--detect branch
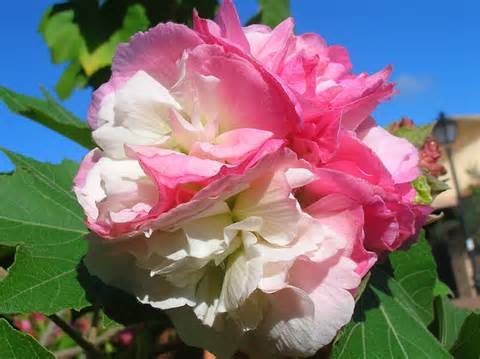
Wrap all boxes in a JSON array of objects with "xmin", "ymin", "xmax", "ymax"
[
  {"xmin": 88, "ymin": 307, "xmax": 101, "ymax": 342},
  {"xmin": 39, "ymin": 320, "xmax": 56, "ymax": 346},
  {"xmin": 54, "ymin": 327, "xmax": 121, "ymax": 359},
  {"xmin": 48, "ymin": 314, "xmax": 102, "ymax": 357}
]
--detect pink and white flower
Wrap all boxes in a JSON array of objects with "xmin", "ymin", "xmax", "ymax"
[
  {"xmin": 73, "ymin": 0, "xmax": 431, "ymax": 356},
  {"xmin": 84, "ymin": 155, "xmax": 369, "ymax": 357}
]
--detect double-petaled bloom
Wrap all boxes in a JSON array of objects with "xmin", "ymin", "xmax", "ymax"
[{"xmin": 74, "ymin": 1, "xmax": 431, "ymax": 357}]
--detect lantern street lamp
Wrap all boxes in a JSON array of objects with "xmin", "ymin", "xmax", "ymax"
[{"xmin": 433, "ymin": 112, "xmax": 480, "ymax": 293}]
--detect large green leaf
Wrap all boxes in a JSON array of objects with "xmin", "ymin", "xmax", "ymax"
[
  {"xmin": 0, "ymin": 150, "xmax": 90, "ymax": 314},
  {"xmin": 450, "ymin": 312, "xmax": 480, "ymax": 358},
  {"xmin": 0, "ymin": 319, "xmax": 53, "ymax": 358},
  {"xmin": 389, "ymin": 233, "xmax": 438, "ymax": 325},
  {"xmin": 0, "ymin": 87, "xmax": 94, "ymax": 149},
  {"xmin": 433, "ymin": 296, "xmax": 470, "ymax": 350},
  {"xmin": 331, "ymin": 270, "xmax": 451, "ymax": 359},
  {"xmin": 331, "ymin": 233, "xmax": 449, "ymax": 358},
  {"xmin": 257, "ymin": 0, "xmax": 290, "ymax": 27},
  {"xmin": 248, "ymin": 0, "xmax": 290, "ymax": 28},
  {"xmin": 38, "ymin": 1, "xmax": 152, "ymax": 98},
  {"xmin": 78, "ymin": 4, "xmax": 149, "ymax": 77}
]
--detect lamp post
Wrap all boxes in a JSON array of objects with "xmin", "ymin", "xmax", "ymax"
[{"xmin": 433, "ymin": 112, "xmax": 480, "ymax": 293}]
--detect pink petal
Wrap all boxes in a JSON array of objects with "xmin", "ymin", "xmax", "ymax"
[
  {"xmin": 306, "ymin": 194, "xmax": 377, "ymax": 277},
  {"xmin": 182, "ymin": 44, "xmax": 297, "ymax": 137},
  {"xmin": 113, "ymin": 23, "xmax": 203, "ymax": 87},
  {"xmin": 88, "ymin": 23, "xmax": 203, "ymax": 128},
  {"xmin": 128, "ymin": 146, "xmax": 224, "ymax": 189},
  {"xmin": 358, "ymin": 122, "xmax": 420, "ymax": 184},
  {"xmin": 214, "ymin": 0, "xmax": 250, "ymax": 52},
  {"xmin": 190, "ymin": 128, "xmax": 274, "ymax": 164},
  {"xmin": 323, "ymin": 131, "xmax": 394, "ymax": 189},
  {"xmin": 336, "ymin": 66, "xmax": 394, "ymax": 130}
]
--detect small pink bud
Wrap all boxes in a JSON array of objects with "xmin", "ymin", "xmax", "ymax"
[
  {"xmin": 115, "ymin": 329, "xmax": 135, "ymax": 347},
  {"xmin": 74, "ymin": 318, "xmax": 90, "ymax": 334},
  {"xmin": 31, "ymin": 313, "xmax": 46, "ymax": 323},
  {"xmin": 14, "ymin": 319, "xmax": 33, "ymax": 335}
]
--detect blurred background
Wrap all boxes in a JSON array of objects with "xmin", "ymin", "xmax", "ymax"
[{"xmin": 0, "ymin": 0, "xmax": 479, "ymax": 303}]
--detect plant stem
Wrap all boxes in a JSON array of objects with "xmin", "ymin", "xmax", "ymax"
[
  {"xmin": 48, "ymin": 314, "xmax": 102, "ymax": 357},
  {"xmin": 39, "ymin": 320, "xmax": 56, "ymax": 346},
  {"xmin": 88, "ymin": 306, "xmax": 101, "ymax": 342},
  {"xmin": 54, "ymin": 327, "xmax": 120, "ymax": 359}
]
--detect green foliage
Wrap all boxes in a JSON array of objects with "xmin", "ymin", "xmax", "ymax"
[
  {"xmin": 252, "ymin": 0, "xmax": 290, "ymax": 27},
  {"xmin": 426, "ymin": 173, "xmax": 450, "ymax": 196},
  {"xmin": 389, "ymin": 233, "xmax": 438, "ymax": 325},
  {"xmin": 390, "ymin": 123, "xmax": 434, "ymax": 148},
  {"xmin": 0, "ymin": 150, "xmax": 90, "ymax": 314},
  {"xmin": 38, "ymin": 0, "xmax": 219, "ymax": 99},
  {"xmin": 39, "ymin": 0, "xmax": 291, "ymax": 99},
  {"xmin": 433, "ymin": 279, "xmax": 454, "ymax": 297},
  {"xmin": 331, "ymin": 233, "xmax": 450, "ymax": 358},
  {"xmin": 0, "ymin": 319, "xmax": 54, "ymax": 358},
  {"xmin": 332, "ymin": 271, "xmax": 451, "ymax": 358},
  {"xmin": 433, "ymin": 296, "xmax": 470, "ymax": 350},
  {"xmin": 413, "ymin": 175, "xmax": 433, "ymax": 205},
  {"xmin": 332, "ymin": 231, "xmax": 480, "ymax": 358},
  {"xmin": 0, "ymin": 87, "xmax": 94, "ymax": 149},
  {"xmin": 450, "ymin": 312, "xmax": 480, "ymax": 359}
]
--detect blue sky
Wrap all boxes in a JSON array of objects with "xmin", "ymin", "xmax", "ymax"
[{"xmin": 0, "ymin": 0, "xmax": 479, "ymax": 171}]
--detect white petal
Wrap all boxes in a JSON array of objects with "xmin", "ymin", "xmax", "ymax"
[
  {"xmin": 285, "ymin": 167, "xmax": 316, "ymax": 188},
  {"xmin": 233, "ymin": 171, "xmax": 302, "ymax": 245},
  {"xmin": 220, "ymin": 247, "xmax": 262, "ymax": 312},
  {"xmin": 76, "ymin": 156, "xmax": 155, "ymax": 222},
  {"xmin": 167, "ymin": 306, "xmax": 241, "ymax": 359},
  {"xmin": 94, "ymin": 71, "xmax": 180, "ymax": 158},
  {"xmin": 194, "ymin": 265, "xmax": 225, "ymax": 326},
  {"xmin": 182, "ymin": 213, "xmax": 233, "ymax": 258},
  {"xmin": 84, "ymin": 236, "xmax": 196, "ymax": 311},
  {"xmin": 255, "ymin": 287, "xmax": 319, "ymax": 357}
]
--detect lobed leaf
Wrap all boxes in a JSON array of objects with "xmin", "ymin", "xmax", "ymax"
[
  {"xmin": 0, "ymin": 87, "xmax": 94, "ymax": 148},
  {"xmin": 450, "ymin": 312, "xmax": 480, "ymax": 359},
  {"xmin": 0, "ymin": 319, "xmax": 53, "ymax": 358},
  {"xmin": 389, "ymin": 232, "xmax": 438, "ymax": 325},
  {"xmin": 331, "ymin": 270, "xmax": 452, "ymax": 359},
  {"xmin": 331, "ymin": 233, "xmax": 449, "ymax": 358},
  {"xmin": 0, "ymin": 150, "xmax": 90, "ymax": 314},
  {"xmin": 433, "ymin": 296, "xmax": 470, "ymax": 351},
  {"xmin": 257, "ymin": 0, "xmax": 290, "ymax": 27}
]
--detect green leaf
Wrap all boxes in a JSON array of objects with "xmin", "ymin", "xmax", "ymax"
[
  {"xmin": 413, "ymin": 175, "xmax": 433, "ymax": 204},
  {"xmin": 389, "ymin": 232, "xmax": 438, "ymax": 325},
  {"xmin": 0, "ymin": 319, "xmax": 53, "ymax": 358},
  {"xmin": 38, "ymin": 7, "xmax": 83, "ymax": 64},
  {"xmin": 0, "ymin": 87, "xmax": 94, "ymax": 149},
  {"xmin": 331, "ymin": 270, "xmax": 452, "ymax": 359},
  {"xmin": 55, "ymin": 61, "xmax": 87, "ymax": 100},
  {"xmin": 433, "ymin": 279, "xmax": 454, "ymax": 297},
  {"xmin": 433, "ymin": 296, "xmax": 470, "ymax": 350},
  {"xmin": 426, "ymin": 174, "xmax": 449, "ymax": 196},
  {"xmin": 392, "ymin": 123, "xmax": 434, "ymax": 148},
  {"xmin": 0, "ymin": 150, "xmax": 90, "ymax": 314},
  {"xmin": 332, "ymin": 233, "xmax": 448, "ymax": 358},
  {"xmin": 256, "ymin": 0, "xmax": 290, "ymax": 27},
  {"xmin": 450, "ymin": 312, "xmax": 480, "ymax": 358},
  {"xmin": 39, "ymin": 2, "xmax": 149, "ymax": 97},
  {"xmin": 78, "ymin": 4, "xmax": 149, "ymax": 76}
]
